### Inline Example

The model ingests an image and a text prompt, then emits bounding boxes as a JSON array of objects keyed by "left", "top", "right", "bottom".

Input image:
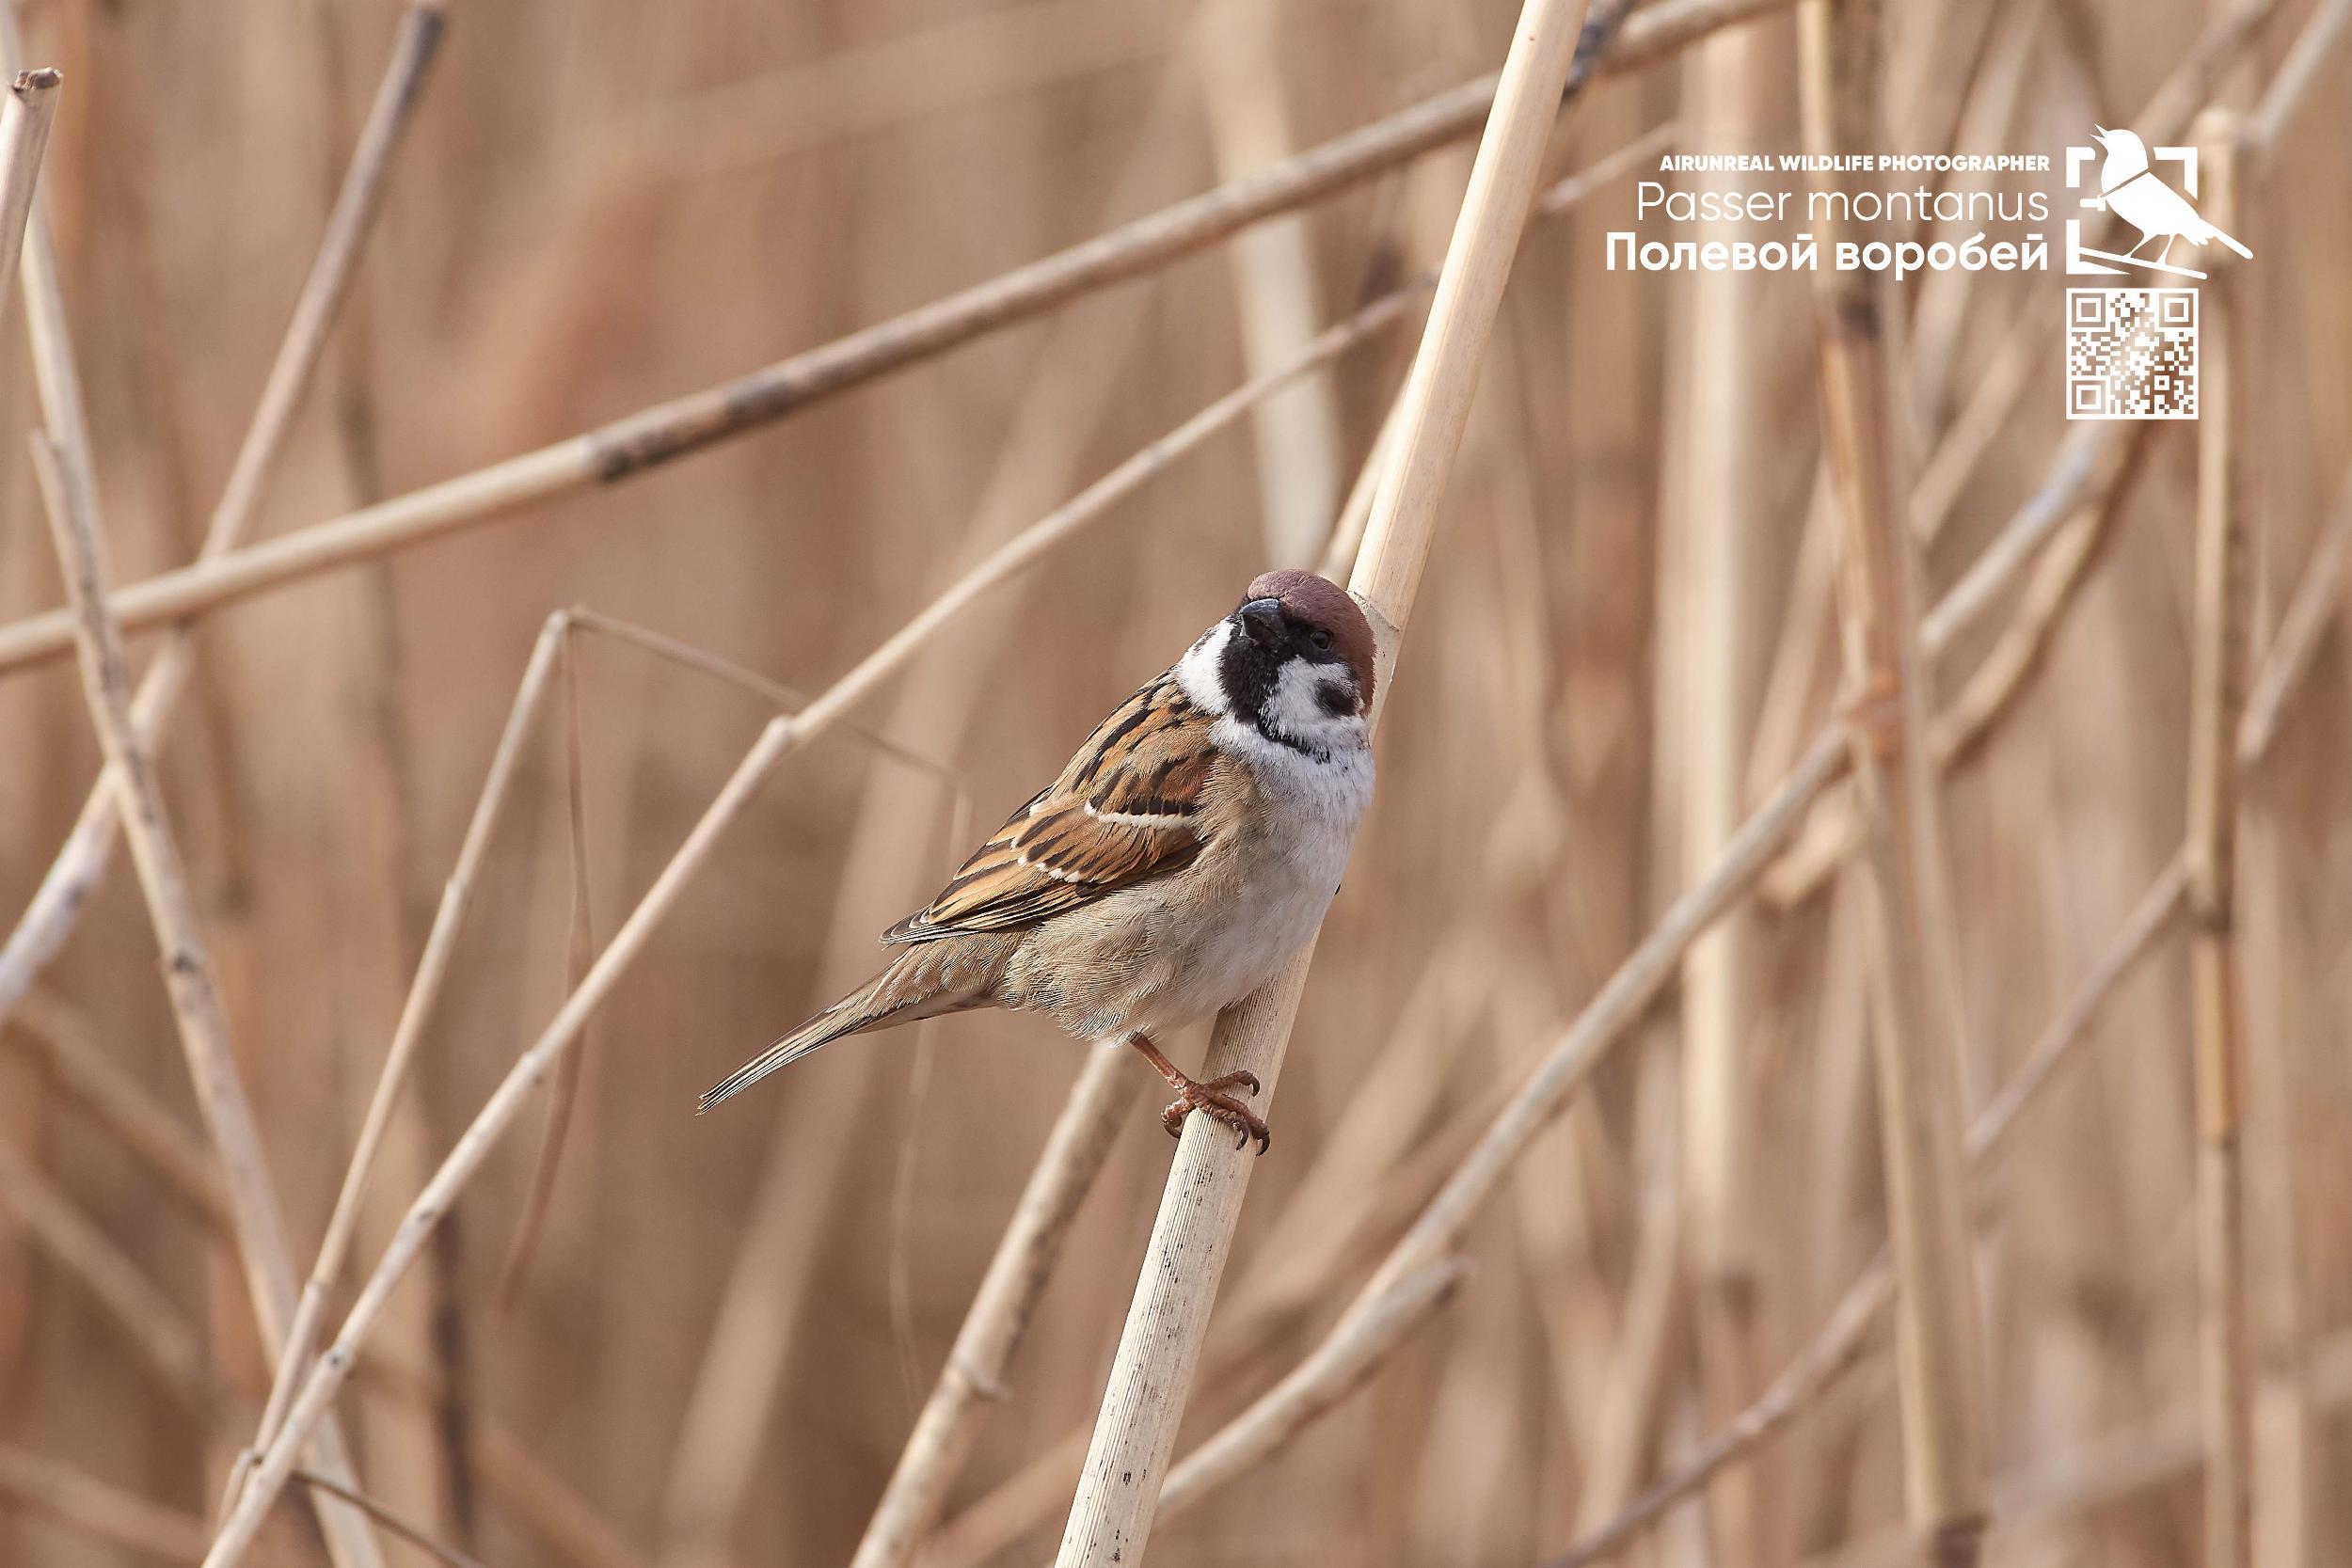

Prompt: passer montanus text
[{"left": 699, "top": 570, "right": 1377, "bottom": 1152}]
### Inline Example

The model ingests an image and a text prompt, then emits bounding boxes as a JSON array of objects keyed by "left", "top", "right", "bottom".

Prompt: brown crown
[{"left": 1247, "top": 569, "right": 1377, "bottom": 712}]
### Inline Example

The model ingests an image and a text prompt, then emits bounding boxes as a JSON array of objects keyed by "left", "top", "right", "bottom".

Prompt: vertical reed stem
[
  {"left": 1669, "top": 23, "right": 1771, "bottom": 1565},
  {"left": 2187, "top": 105, "right": 2254, "bottom": 1568},
  {"left": 1798, "top": 2, "right": 1989, "bottom": 1561}
]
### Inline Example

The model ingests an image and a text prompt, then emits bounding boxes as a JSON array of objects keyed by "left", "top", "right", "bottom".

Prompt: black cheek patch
[{"left": 1316, "top": 680, "right": 1357, "bottom": 719}]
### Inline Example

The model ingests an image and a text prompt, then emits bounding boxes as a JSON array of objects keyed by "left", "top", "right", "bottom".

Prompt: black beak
[{"left": 1236, "top": 597, "right": 1284, "bottom": 647}]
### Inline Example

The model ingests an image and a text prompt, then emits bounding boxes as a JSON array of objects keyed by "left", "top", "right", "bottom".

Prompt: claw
[
  {"left": 1130, "top": 1035, "right": 1273, "bottom": 1156},
  {"left": 1153, "top": 1084, "right": 1272, "bottom": 1156}
]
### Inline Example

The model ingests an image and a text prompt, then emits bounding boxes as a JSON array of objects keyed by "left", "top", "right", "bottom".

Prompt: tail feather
[
  {"left": 698, "top": 939, "right": 1009, "bottom": 1112},
  {"left": 2216, "top": 229, "right": 2252, "bottom": 259},
  {"left": 696, "top": 992, "right": 882, "bottom": 1113}
]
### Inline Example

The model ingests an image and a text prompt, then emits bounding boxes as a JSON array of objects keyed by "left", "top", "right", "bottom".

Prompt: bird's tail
[
  {"left": 697, "top": 944, "right": 993, "bottom": 1112},
  {"left": 2216, "top": 229, "right": 2253, "bottom": 260}
]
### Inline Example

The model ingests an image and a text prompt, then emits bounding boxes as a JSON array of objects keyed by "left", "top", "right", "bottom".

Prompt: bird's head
[{"left": 1181, "top": 571, "right": 1377, "bottom": 751}]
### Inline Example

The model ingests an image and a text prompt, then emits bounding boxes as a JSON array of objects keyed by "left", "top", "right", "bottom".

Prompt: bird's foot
[
  {"left": 1158, "top": 1070, "right": 1270, "bottom": 1155},
  {"left": 1126, "top": 1033, "right": 1272, "bottom": 1154}
]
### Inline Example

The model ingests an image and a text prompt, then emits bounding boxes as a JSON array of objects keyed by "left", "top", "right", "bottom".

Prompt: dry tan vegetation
[{"left": 0, "top": 0, "right": 2347, "bottom": 1566}]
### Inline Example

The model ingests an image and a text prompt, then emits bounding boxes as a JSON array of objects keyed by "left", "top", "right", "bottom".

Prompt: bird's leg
[
  {"left": 1126, "top": 1033, "right": 1270, "bottom": 1155},
  {"left": 2120, "top": 231, "right": 2155, "bottom": 260},
  {"left": 2155, "top": 234, "right": 2175, "bottom": 268}
]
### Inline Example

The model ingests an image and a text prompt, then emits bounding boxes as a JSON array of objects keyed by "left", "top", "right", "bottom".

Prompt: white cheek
[
  {"left": 1175, "top": 620, "right": 1233, "bottom": 715},
  {"left": 1263, "top": 658, "right": 1362, "bottom": 749}
]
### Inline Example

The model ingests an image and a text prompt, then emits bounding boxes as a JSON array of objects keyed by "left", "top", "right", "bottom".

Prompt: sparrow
[
  {"left": 699, "top": 570, "right": 1378, "bottom": 1152},
  {"left": 2089, "top": 125, "right": 2252, "bottom": 269}
]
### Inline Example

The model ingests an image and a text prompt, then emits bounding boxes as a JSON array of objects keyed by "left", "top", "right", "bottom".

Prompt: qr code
[{"left": 2066, "top": 289, "right": 2197, "bottom": 420}]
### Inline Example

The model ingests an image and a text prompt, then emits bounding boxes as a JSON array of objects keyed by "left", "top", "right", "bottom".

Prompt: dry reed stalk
[
  {"left": 1668, "top": 22, "right": 1770, "bottom": 1561},
  {"left": 1900, "top": 0, "right": 2045, "bottom": 420},
  {"left": 1798, "top": 3, "right": 1989, "bottom": 1562},
  {"left": 487, "top": 630, "right": 597, "bottom": 1307},
  {"left": 294, "top": 1471, "right": 488, "bottom": 1568},
  {"left": 0, "top": 65, "right": 58, "bottom": 307},
  {"left": 0, "top": 0, "right": 1790, "bottom": 679},
  {"left": 1053, "top": 2, "right": 1610, "bottom": 1559},
  {"left": 356, "top": 1342, "right": 656, "bottom": 1568},
  {"left": 1316, "top": 388, "right": 1403, "bottom": 581},
  {"left": 2238, "top": 467, "right": 2352, "bottom": 759},
  {"left": 242, "top": 611, "right": 565, "bottom": 1479},
  {"left": 848, "top": 1039, "right": 1137, "bottom": 1568},
  {"left": 0, "top": 1444, "right": 213, "bottom": 1564},
  {"left": 11, "top": 79, "right": 391, "bottom": 1560},
  {"left": 0, "top": 0, "right": 446, "bottom": 1037},
  {"left": 1200, "top": 0, "right": 1343, "bottom": 566},
  {"left": 0, "top": 1129, "right": 213, "bottom": 1403},
  {"left": 8, "top": 989, "right": 230, "bottom": 1226},
  {"left": 1748, "top": 469, "right": 1840, "bottom": 794},
  {"left": 2186, "top": 106, "right": 2254, "bottom": 1568},
  {"left": 1919, "top": 424, "right": 2122, "bottom": 658},
  {"left": 201, "top": 264, "right": 1418, "bottom": 1568},
  {"left": 1313, "top": 121, "right": 1676, "bottom": 583},
  {"left": 1544, "top": 855, "right": 2189, "bottom": 1568},
  {"left": 1907, "top": 323, "right": 2042, "bottom": 545},
  {"left": 1926, "top": 427, "right": 2153, "bottom": 772},
  {"left": 1567, "top": 1038, "right": 1685, "bottom": 1537},
  {"left": 465, "top": 1421, "right": 654, "bottom": 1568}
]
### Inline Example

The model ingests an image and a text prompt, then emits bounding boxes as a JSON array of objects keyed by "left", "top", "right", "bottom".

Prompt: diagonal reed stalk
[
  {"left": 0, "top": 1125, "right": 215, "bottom": 1405},
  {"left": 1053, "top": 0, "right": 1616, "bottom": 1560},
  {"left": 2237, "top": 467, "right": 2352, "bottom": 763},
  {"left": 6, "top": 990, "right": 232, "bottom": 1226},
  {"left": 0, "top": 0, "right": 1795, "bottom": 680}
]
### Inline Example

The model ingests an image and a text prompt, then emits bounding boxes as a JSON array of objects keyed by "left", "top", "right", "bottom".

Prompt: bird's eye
[{"left": 1307, "top": 627, "right": 1334, "bottom": 653}]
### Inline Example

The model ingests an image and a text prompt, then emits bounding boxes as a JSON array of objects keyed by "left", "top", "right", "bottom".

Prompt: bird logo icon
[{"left": 2069, "top": 125, "right": 2252, "bottom": 278}]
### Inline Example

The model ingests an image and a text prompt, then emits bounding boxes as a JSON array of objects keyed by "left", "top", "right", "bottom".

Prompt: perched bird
[
  {"left": 699, "top": 571, "right": 1378, "bottom": 1152},
  {"left": 2090, "top": 125, "right": 2252, "bottom": 268}
]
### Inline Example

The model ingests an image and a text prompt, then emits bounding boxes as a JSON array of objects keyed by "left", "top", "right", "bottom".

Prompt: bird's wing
[{"left": 883, "top": 674, "right": 1227, "bottom": 942}]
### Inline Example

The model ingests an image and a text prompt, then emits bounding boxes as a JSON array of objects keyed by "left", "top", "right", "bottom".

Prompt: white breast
[{"left": 1151, "top": 718, "right": 1373, "bottom": 1028}]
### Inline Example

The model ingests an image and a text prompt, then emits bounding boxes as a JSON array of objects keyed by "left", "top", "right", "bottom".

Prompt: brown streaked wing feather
[{"left": 883, "top": 677, "right": 1218, "bottom": 943}]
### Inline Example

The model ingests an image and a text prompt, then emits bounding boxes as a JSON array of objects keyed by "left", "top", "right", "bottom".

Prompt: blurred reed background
[{"left": 0, "top": 0, "right": 2346, "bottom": 1565}]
